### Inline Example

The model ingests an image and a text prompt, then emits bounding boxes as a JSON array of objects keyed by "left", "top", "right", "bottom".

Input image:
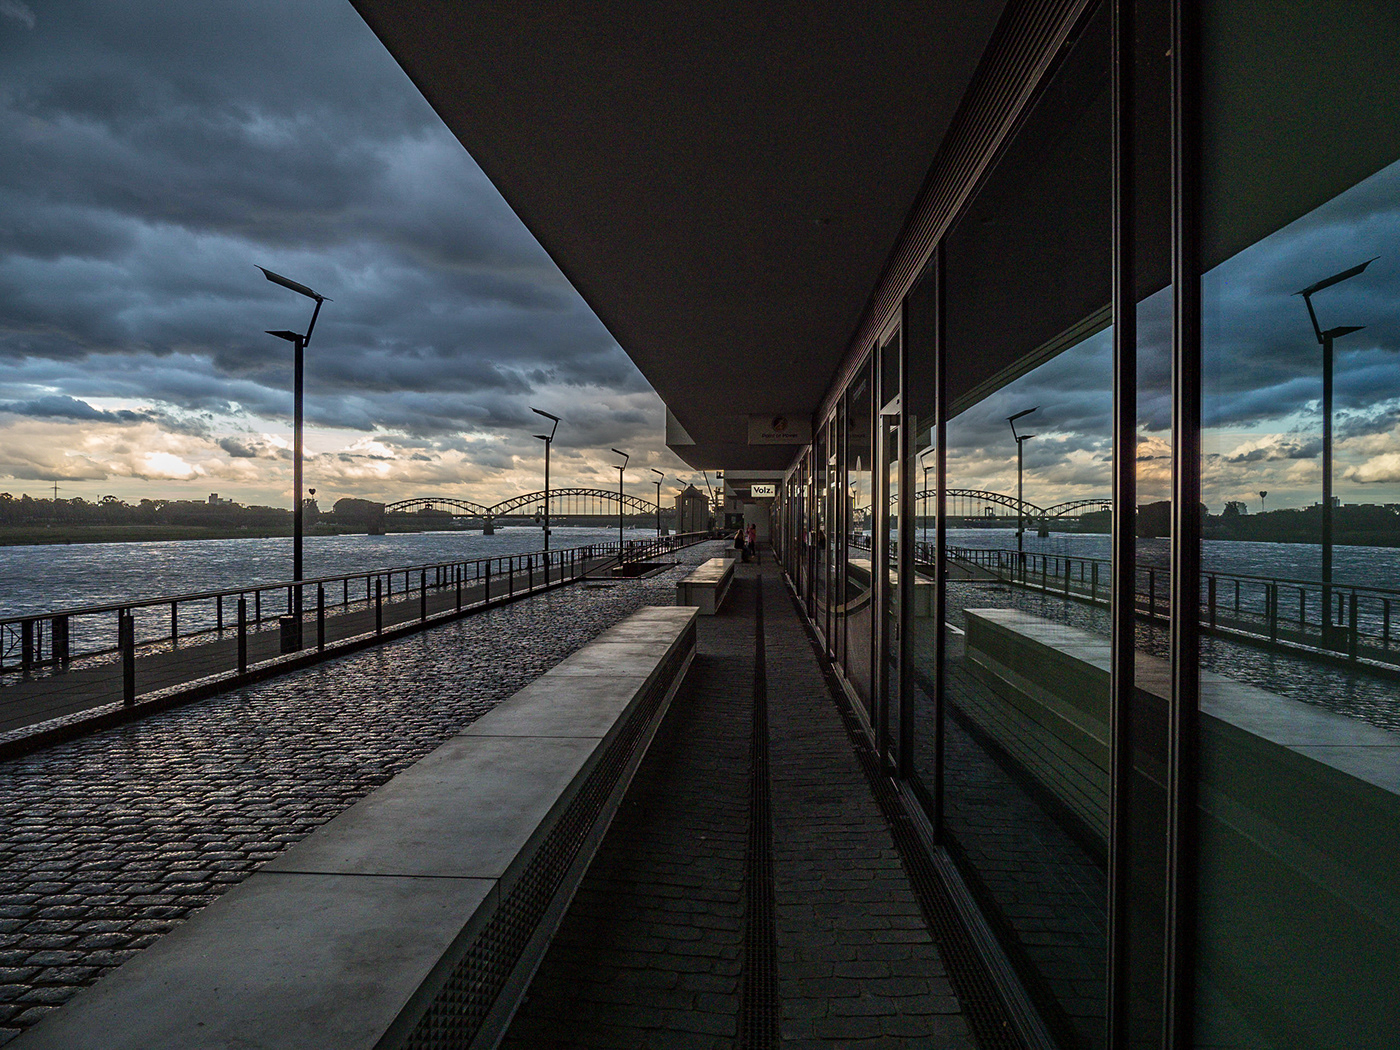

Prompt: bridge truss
[{"left": 385, "top": 487, "right": 665, "bottom": 520}]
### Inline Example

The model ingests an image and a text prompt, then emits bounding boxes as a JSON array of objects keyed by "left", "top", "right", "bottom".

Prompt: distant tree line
[
  {"left": 1082, "top": 500, "right": 1400, "bottom": 546},
  {"left": 0, "top": 493, "right": 311, "bottom": 528}
]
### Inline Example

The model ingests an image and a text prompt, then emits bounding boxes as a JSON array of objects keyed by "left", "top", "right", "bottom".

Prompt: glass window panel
[
  {"left": 939, "top": 6, "right": 1113, "bottom": 1047},
  {"left": 1198, "top": 3, "right": 1400, "bottom": 1047},
  {"left": 845, "top": 358, "right": 875, "bottom": 712}
]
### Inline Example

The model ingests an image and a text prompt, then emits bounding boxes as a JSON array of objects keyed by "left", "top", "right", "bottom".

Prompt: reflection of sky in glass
[
  {"left": 1203, "top": 157, "right": 1400, "bottom": 512},
  {"left": 948, "top": 156, "right": 1400, "bottom": 516},
  {"left": 946, "top": 330, "right": 1113, "bottom": 509}
]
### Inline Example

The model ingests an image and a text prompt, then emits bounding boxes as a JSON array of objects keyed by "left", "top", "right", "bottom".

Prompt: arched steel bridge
[
  {"left": 384, "top": 488, "right": 666, "bottom": 519},
  {"left": 910, "top": 489, "right": 1111, "bottom": 519}
]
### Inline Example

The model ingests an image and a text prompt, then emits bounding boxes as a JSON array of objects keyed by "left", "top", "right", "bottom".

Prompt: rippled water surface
[{"left": 0, "top": 526, "right": 648, "bottom": 620}]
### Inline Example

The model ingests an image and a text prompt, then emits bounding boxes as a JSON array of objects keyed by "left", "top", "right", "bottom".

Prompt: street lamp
[
  {"left": 260, "top": 266, "right": 329, "bottom": 651},
  {"left": 1008, "top": 407, "right": 1039, "bottom": 553},
  {"left": 1296, "top": 257, "right": 1374, "bottom": 645},
  {"left": 918, "top": 446, "right": 935, "bottom": 556},
  {"left": 532, "top": 408, "right": 560, "bottom": 550},
  {"left": 612, "top": 449, "right": 629, "bottom": 553},
  {"left": 651, "top": 469, "right": 665, "bottom": 538}
]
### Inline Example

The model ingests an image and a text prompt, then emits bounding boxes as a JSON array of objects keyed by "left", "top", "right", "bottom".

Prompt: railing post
[
  {"left": 1299, "top": 588, "right": 1306, "bottom": 633},
  {"left": 1349, "top": 592, "right": 1359, "bottom": 660},
  {"left": 529, "top": 554, "right": 535, "bottom": 591},
  {"left": 1234, "top": 578, "right": 1241, "bottom": 614},
  {"left": 420, "top": 570, "right": 427, "bottom": 622},
  {"left": 21, "top": 619, "right": 34, "bottom": 676},
  {"left": 1268, "top": 584, "right": 1279, "bottom": 642},
  {"left": 1208, "top": 575, "right": 1217, "bottom": 629},
  {"left": 237, "top": 597, "right": 248, "bottom": 674},
  {"left": 509, "top": 557, "right": 514, "bottom": 595},
  {"left": 1091, "top": 561, "right": 1098, "bottom": 603},
  {"left": 1385, "top": 598, "right": 1392, "bottom": 648},
  {"left": 120, "top": 611, "right": 135, "bottom": 705},
  {"left": 456, "top": 563, "right": 462, "bottom": 611},
  {"left": 483, "top": 560, "right": 490, "bottom": 602},
  {"left": 1148, "top": 569, "right": 1156, "bottom": 620},
  {"left": 1064, "top": 558, "right": 1071, "bottom": 598},
  {"left": 52, "top": 615, "right": 69, "bottom": 667},
  {"left": 255, "top": 589, "right": 262, "bottom": 625},
  {"left": 343, "top": 579, "right": 349, "bottom": 607},
  {"left": 317, "top": 585, "right": 326, "bottom": 652},
  {"left": 217, "top": 594, "right": 224, "bottom": 632},
  {"left": 171, "top": 601, "right": 179, "bottom": 647},
  {"left": 375, "top": 578, "right": 383, "bottom": 635}
]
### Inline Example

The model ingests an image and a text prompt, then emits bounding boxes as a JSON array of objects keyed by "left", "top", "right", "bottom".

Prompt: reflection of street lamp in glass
[
  {"left": 532, "top": 408, "right": 560, "bottom": 550},
  {"left": 651, "top": 469, "right": 665, "bottom": 538},
  {"left": 260, "top": 266, "right": 329, "bottom": 652},
  {"left": 1296, "top": 258, "right": 1373, "bottom": 644},
  {"left": 918, "top": 446, "right": 935, "bottom": 555},
  {"left": 611, "top": 449, "right": 629, "bottom": 551},
  {"left": 1008, "top": 407, "right": 1039, "bottom": 553}
]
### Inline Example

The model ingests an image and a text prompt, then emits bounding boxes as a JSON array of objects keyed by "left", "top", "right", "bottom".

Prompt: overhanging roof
[{"left": 350, "top": 1, "right": 1008, "bottom": 469}]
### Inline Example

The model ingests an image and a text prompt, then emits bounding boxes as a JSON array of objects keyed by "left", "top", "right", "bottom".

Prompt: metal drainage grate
[{"left": 738, "top": 575, "right": 780, "bottom": 1049}]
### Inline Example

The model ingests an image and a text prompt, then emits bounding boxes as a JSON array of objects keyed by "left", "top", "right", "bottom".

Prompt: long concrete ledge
[
  {"left": 676, "top": 556, "right": 734, "bottom": 615},
  {"left": 13, "top": 605, "right": 699, "bottom": 1050}
]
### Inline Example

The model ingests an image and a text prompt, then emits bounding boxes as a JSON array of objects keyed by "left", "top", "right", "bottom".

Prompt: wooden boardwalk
[{"left": 0, "top": 559, "right": 605, "bottom": 742}]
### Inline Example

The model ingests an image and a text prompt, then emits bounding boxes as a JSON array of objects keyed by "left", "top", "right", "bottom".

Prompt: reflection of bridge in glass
[
  {"left": 385, "top": 488, "right": 669, "bottom": 522},
  {"left": 911, "top": 489, "right": 1112, "bottom": 519}
]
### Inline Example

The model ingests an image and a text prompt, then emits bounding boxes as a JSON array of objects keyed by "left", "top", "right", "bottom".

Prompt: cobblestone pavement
[
  {"left": 0, "top": 540, "right": 728, "bottom": 1043},
  {"left": 503, "top": 559, "right": 974, "bottom": 1048}
]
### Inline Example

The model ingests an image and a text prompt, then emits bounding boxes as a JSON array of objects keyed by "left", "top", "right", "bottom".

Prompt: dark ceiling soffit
[{"left": 813, "top": 0, "right": 1095, "bottom": 427}]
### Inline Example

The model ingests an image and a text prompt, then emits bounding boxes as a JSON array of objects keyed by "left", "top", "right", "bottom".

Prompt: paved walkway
[{"left": 503, "top": 556, "right": 976, "bottom": 1048}]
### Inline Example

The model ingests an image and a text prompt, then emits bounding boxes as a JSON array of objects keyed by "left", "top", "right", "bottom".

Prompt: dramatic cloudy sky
[
  {"left": 0, "top": 0, "right": 704, "bottom": 509},
  {"left": 942, "top": 157, "right": 1400, "bottom": 515}
]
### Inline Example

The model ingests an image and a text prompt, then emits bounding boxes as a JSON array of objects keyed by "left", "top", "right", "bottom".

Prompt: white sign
[
  {"left": 747, "top": 414, "right": 810, "bottom": 445},
  {"left": 750, "top": 484, "right": 777, "bottom": 498}
]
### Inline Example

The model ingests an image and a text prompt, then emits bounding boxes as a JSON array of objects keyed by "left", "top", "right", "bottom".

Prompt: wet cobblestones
[{"left": 0, "top": 541, "right": 724, "bottom": 1042}]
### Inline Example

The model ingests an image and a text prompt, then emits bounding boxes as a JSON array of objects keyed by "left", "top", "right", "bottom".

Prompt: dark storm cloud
[
  {"left": 0, "top": 393, "right": 149, "bottom": 423},
  {"left": 1199, "top": 159, "right": 1400, "bottom": 429},
  {"left": 0, "top": 0, "right": 646, "bottom": 441}
]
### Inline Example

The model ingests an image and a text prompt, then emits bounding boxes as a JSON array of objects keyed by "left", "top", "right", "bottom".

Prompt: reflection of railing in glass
[{"left": 940, "top": 543, "right": 1400, "bottom": 669}]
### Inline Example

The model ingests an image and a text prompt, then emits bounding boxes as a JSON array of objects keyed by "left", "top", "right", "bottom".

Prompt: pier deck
[{"left": 0, "top": 558, "right": 599, "bottom": 745}]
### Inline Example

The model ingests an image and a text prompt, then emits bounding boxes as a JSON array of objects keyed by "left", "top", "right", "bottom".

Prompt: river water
[{"left": 0, "top": 525, "right": 642, "bottom": 620}]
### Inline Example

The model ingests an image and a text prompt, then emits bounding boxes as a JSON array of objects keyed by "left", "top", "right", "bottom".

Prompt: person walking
[{"left": 745, "top": 523, "right": 758, "bottom": 564}]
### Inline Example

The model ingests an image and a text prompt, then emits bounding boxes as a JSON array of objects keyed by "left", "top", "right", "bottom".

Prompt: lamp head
[
  {"left": 259, "top": 267, "right": 328, "bottom": 302},
  {"left": 265, "top": 330, "right": 302, "bottom": 343},
  {"left": 1295, "top": 257, "right": 1377, "bottom": 299},
  {"left": 534, "top": 434, "right": 551, "bottom": 442}
]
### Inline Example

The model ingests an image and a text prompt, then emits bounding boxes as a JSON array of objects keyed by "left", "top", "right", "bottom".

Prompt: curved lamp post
[
  {"left": 1008, "top": 407, "right": 1039, "bottom": 554},
  {"left": 532, "top": 408, "right": 560, "bottom": 550},
  {"left": 260, "top": 266, "right": 329, "bottom": 651},
  {"left": 651, "top": 469, "right": 665, "bottom": 538},
  {"left": 611, "top": 449, "right": 629, "bottom": 552},
  {"left": 1296, "top": 257, "right": 1374, "bottom": 645}
]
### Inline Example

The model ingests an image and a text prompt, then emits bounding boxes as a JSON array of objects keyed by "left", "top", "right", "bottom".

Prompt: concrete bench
[
  {"left": 676, "top": 556, "right": 735, "bottom": 615},
  {"left": 15, "top": 606, "right": 699, "bottom": 1050}
]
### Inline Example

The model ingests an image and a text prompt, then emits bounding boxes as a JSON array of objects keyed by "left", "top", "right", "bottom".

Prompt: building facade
[{"left": 357, "top": 1, "right": 1400, "bottom": 1046}]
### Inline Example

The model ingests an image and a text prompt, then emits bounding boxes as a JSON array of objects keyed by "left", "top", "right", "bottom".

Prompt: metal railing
[
  {"left": 0, "top": 532, "right": 712, "bottom": 689},
  {"left": 942, "top": 543, "right": 1400, "bottom": 667}
]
